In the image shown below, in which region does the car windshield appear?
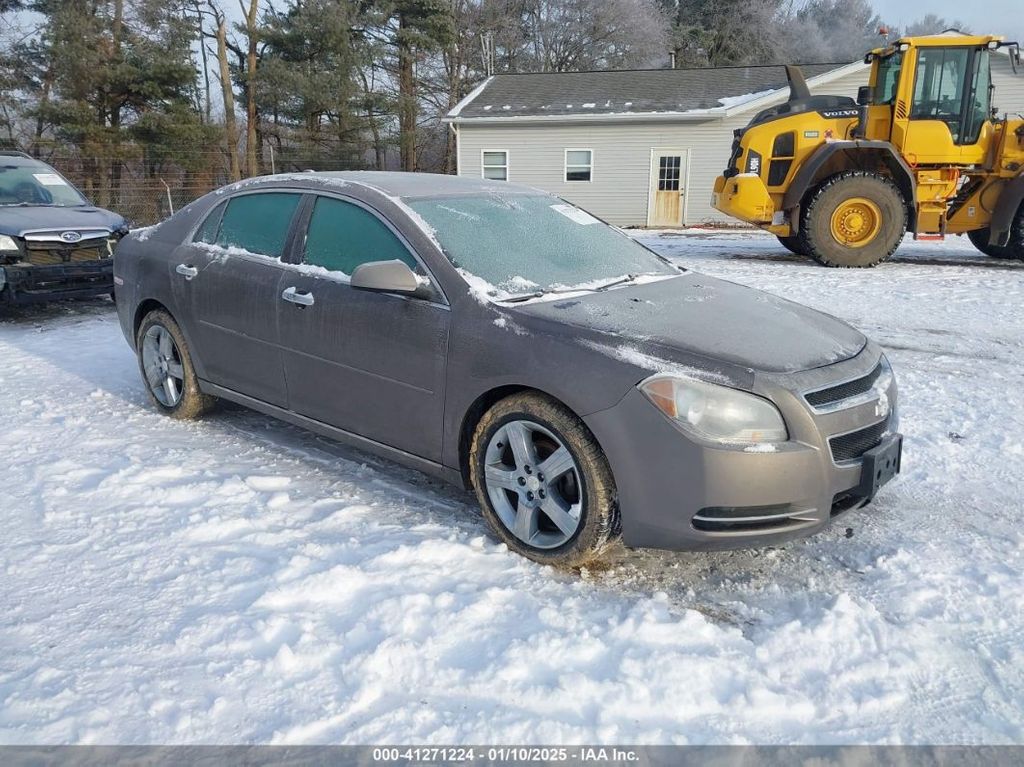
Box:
[0,159,88,207]
[408,194,678,298]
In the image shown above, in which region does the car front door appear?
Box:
[276,194,450,462]
[171,190,302,408]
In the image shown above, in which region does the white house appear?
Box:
[445,52,1024,228]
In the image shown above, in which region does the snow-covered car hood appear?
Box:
[507,272,866,374]
[0,205,126,236]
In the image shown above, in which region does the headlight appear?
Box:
[639,375,788,444]
[878,353,893,382]
[0,235,19,252]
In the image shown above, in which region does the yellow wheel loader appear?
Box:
[712,35,1024,266]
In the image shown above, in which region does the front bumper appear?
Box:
[584,345,900,551]
[0,260,114,304]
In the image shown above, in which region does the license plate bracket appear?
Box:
[856,433,903,500]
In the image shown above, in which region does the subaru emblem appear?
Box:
[60,231,82,243]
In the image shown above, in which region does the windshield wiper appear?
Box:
[500,274,643,303]
[592,273,638,291]
[501,290,546,303]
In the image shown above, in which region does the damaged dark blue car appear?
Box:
[0,151,128,305]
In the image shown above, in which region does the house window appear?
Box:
[565,149,593,182]
[482,151,508,180]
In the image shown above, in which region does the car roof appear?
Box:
[237,171,546,200]
[0,153,46,167]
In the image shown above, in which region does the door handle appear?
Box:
[281,286,315,306]
[175,263,198,280]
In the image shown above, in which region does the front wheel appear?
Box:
[799,171,907,267]
[136,309,215,419]
[469,392,619,567]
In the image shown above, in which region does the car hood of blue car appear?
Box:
[0,205,127,236]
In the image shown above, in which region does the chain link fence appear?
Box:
[28,153,226,227]
[37,155,374,228]
[83,183,221,227]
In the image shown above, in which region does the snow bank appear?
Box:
[2,231,1023,744]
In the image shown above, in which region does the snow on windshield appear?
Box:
[409,194,677,298]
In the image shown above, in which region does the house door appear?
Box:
[647,150,687,227]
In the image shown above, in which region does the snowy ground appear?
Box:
[1,231,1023,745]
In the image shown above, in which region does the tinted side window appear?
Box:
[216,192,301,257]
[193,201,225,244]
[304,196,417,276]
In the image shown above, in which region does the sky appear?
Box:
[871,0,1023,45]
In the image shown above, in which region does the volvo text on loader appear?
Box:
[712,35,1024,267]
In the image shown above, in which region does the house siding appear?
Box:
[457,121,717,226]
[455,61,1024,227]
[993,54,1024,119]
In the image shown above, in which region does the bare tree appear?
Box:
[207,1,241,180]
[241,0,260,176]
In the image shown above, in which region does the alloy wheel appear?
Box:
[483,419,583,549]
[141,324,185,408]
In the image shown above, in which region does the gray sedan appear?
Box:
[114,172,902,566]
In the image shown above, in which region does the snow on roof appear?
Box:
[446,63,849,122]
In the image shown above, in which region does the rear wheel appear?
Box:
[136,309,215,419]
[469,392,619,567]
[966,227,1009,258]
[799,171,907,267]
[1005,202,1024,260]
[776,235,807,256]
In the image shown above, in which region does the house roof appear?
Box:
[447,63,850,123]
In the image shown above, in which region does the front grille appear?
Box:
[23,245,108,266]
[723,130,743,177]
[829,417,890,463]
[767,159,792,186]
[806,363,882,408]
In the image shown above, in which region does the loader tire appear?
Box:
[799,171,907,268]
[776,235,807,256]
[1006,203,1024,260]
[966,227,1009,258]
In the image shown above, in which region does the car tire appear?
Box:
[799,171,907,267]
[776,235,807,256]
[469,392,619,567]
[136,309,215,420]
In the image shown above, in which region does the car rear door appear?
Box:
[276,194,450,462]
[171,190,302,408]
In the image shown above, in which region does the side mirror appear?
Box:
[856,86,873,107]
[350,259,426,296]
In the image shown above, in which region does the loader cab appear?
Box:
[864,37,997,165]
